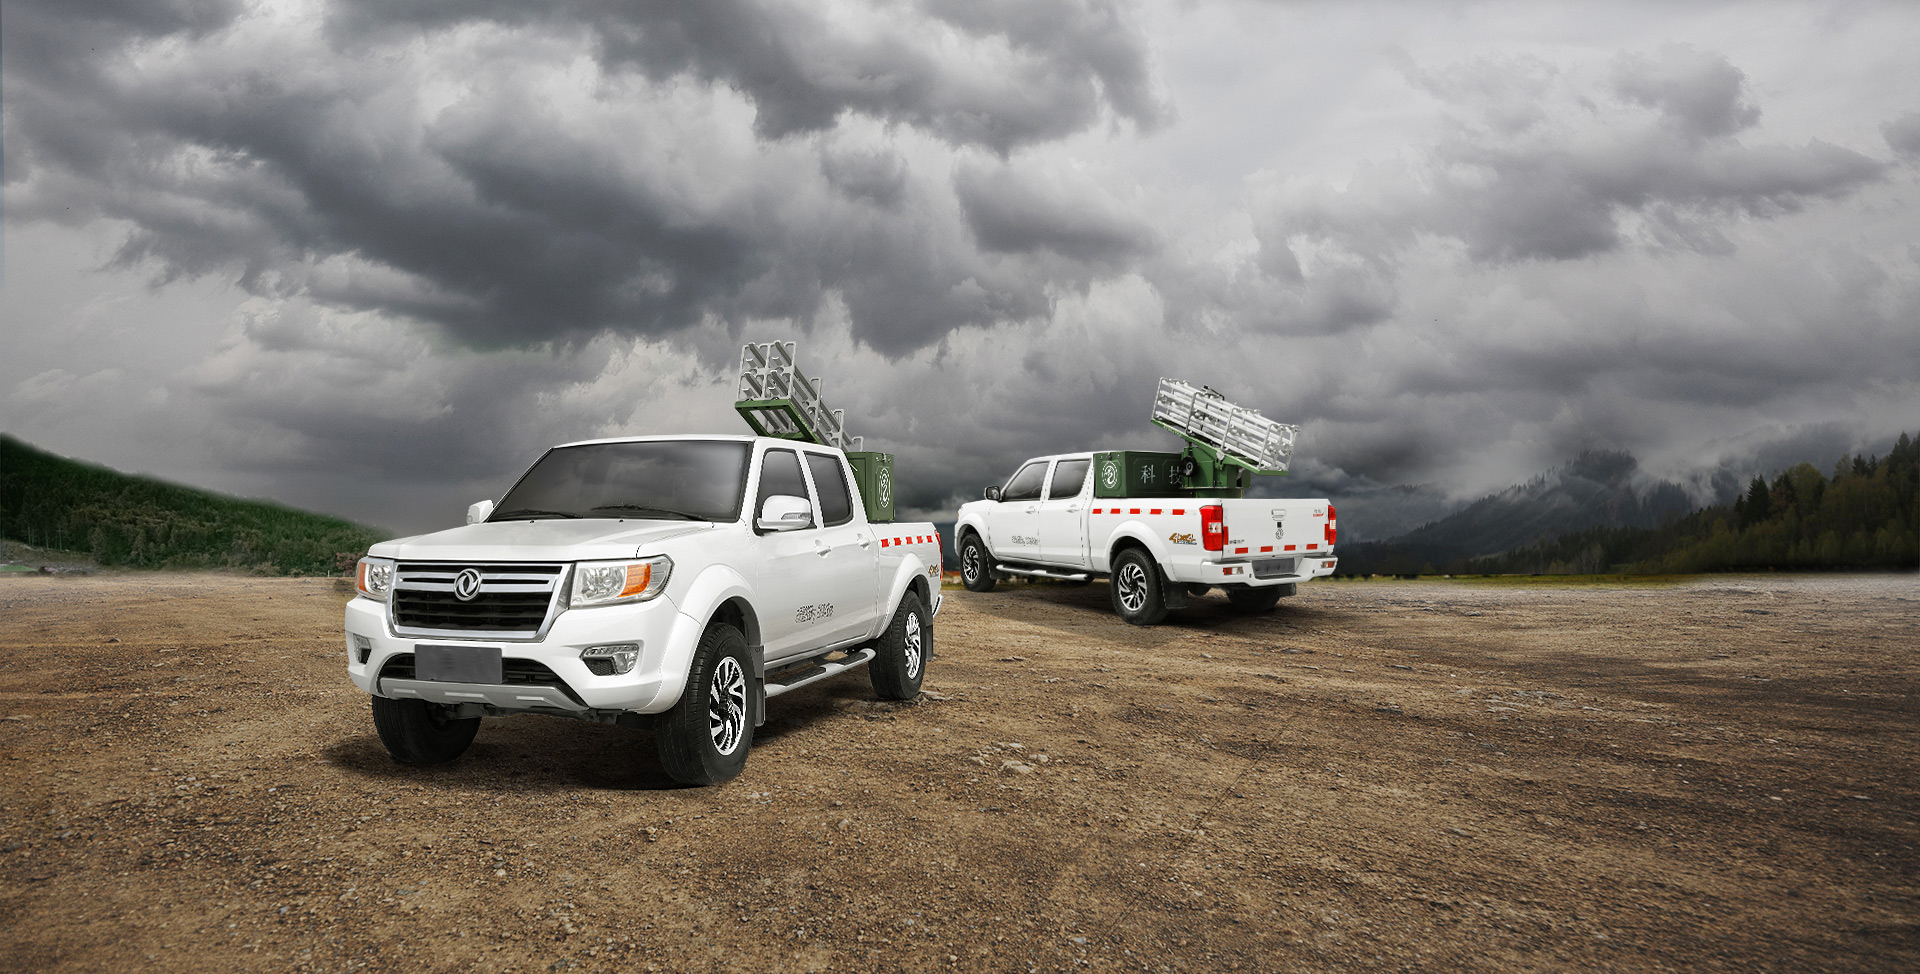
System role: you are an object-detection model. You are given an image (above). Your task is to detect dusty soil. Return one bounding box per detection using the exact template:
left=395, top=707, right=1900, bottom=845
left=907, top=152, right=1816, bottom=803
left=1, top=572, right=1916, bottom=974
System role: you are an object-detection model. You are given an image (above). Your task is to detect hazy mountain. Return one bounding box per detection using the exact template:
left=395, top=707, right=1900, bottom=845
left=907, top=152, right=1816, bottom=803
left=1338, top=450, right=1693, bottom=573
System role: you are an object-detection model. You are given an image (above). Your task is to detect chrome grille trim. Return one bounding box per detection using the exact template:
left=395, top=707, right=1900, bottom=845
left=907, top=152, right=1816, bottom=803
left=389, top=562, right=569, bottom=641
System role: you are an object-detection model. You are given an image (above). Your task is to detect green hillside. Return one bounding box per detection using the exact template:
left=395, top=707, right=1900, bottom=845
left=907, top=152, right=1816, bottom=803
left=0, top=434, right=388, bottom=574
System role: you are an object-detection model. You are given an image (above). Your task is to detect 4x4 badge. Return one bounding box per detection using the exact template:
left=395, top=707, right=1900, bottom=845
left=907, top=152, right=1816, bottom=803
left=454, top=568, right=483, bottom=601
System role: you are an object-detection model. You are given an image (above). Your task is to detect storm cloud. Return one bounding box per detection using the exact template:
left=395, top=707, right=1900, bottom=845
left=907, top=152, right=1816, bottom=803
left=4, top=1, right=1918, bottom=538
left=4, top=0, right=1166, bottom=354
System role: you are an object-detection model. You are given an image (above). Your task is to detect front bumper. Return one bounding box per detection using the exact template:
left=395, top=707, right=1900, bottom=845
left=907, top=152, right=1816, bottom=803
left=344, top=594, right=700, bottom=714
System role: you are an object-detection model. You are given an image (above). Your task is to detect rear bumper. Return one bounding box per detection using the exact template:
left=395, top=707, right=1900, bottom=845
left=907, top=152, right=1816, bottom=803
left=1172, top=554, right=1336, bottom=586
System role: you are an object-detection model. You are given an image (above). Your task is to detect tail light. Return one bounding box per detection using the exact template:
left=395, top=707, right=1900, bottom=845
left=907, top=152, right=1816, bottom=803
left=1200, top=505, right=1226, bottom=552
left=1325, top=503, right=1338, bottom=546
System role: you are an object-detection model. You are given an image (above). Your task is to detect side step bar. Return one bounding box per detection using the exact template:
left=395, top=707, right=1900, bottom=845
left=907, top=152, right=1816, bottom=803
left=997, top=564, right=1093, bottom=582
left=764, top=647, right=876, bottom=700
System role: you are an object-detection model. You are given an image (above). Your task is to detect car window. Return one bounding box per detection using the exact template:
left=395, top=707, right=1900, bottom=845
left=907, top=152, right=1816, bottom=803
left=1047, top=459, right=1090, bottom=500
left=756, top=449, right=811, bottom=527
left=1001, top=460, right=1050, bottom=502
left=804, top=452, right=854, bottom=527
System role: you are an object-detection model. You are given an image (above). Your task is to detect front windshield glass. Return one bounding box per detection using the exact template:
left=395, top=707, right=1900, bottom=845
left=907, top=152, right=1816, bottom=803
left=491, top=440, right=751, bottom=522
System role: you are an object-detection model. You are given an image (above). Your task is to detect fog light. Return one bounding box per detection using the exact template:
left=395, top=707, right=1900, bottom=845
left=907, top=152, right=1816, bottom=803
left=580, top=642, right=641, bottom=676
left=350, top=634, right=373, bottom=664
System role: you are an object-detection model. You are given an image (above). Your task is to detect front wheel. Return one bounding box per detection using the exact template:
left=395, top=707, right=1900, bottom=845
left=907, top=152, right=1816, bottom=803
left=1109, top=548, right=1169, bottom=626
left=656, top=623, right=753, bottom=786
left=870, top=591, right=929, bottom=700
left=370, top=696, right=481, bottom=766
left=959, top=533, right=997, bottom=592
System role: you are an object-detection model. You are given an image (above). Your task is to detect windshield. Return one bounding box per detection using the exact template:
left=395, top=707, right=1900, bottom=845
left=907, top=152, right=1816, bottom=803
left=492, top=440, right=751, bottom=523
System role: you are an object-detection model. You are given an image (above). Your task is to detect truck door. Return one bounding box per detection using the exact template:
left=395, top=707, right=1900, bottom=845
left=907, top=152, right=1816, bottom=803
left=801, top=451, right=880, bottom=646
left=988, top=459, right=1049, bottom=561
left=1035, top=457, right=1091, bottom=568
left=750, top=448, right=825, bottom=663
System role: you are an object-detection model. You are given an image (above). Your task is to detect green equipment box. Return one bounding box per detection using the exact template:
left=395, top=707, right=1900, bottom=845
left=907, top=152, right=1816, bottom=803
left=1092, top=451, right=1188, bottom=498
left=846, top=451, right=895, bottom=523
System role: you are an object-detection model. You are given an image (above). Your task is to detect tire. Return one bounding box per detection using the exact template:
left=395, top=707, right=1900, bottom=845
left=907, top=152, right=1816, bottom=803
left=870, top=590, right=929, bottom=700
left=370, top=696, right=481, bottom=766
left=1227, top=585, right=1283, bottom=613
left=655, top=623, right=753, bottom=786
left=959, top=533, right=997, bottom=592
left=1109, top=548, right=1169, bottom=626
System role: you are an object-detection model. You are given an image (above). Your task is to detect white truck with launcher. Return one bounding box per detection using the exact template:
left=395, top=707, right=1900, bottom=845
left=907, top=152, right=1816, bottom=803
left=345, top=343, right=940, bottom=785
left=953, top=379, right=1337, bottom=625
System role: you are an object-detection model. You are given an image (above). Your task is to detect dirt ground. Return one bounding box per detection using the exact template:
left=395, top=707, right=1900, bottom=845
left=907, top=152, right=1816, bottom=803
left=1, top=572, right=1915, bottom=973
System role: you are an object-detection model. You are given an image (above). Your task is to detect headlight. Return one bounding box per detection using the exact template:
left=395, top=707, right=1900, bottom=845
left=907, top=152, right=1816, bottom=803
left=571, top=556, right=672, bottom=607
left=356, top=557, right=395, bottom=601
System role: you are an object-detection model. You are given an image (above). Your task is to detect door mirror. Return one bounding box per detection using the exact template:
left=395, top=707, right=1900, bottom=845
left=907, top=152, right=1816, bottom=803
left=983, top=486, right=1001, bottom=502
left=757, top=494, right=813, bottom=532
left=467, top=499, right=495, bottom=525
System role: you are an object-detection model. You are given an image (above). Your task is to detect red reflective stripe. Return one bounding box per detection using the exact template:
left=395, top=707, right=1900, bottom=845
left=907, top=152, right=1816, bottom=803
left=1260, top=546, right=1273, bottom=553
left=1172, top=509, right=1185, bottom=515
left=1234, top=547, right=1248, bottom=554
left=1130, top=508, right=1140, bottom=514
left=1308, top=543, right=1319, bottom=550
left=1284, top=544, right=1297, bottom=551
left=1150, top=508, right=1162, bottom=515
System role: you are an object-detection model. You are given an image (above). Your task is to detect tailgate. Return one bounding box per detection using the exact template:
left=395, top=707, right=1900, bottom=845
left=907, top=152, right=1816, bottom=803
left=1220, top=500, right=1332, bottom=572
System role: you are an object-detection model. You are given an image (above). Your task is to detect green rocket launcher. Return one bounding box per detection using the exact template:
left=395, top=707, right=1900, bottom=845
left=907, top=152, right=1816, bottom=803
left=1144, top=378, right=1299, bottom=498
left=735, top=342, right=895, bottom=522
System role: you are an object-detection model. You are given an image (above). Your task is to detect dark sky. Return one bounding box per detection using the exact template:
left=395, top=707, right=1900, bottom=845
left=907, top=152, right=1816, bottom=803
left=4, top=0, right=1917, bottom=537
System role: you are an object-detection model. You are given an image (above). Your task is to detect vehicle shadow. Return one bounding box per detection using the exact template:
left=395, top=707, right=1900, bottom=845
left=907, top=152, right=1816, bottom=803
left=946, top=580, right=1337, bottom=647
left=319, top=671, right=920, bottom=793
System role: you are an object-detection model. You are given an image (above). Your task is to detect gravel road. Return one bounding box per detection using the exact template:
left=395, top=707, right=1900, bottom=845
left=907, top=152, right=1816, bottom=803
left=1, top=573, right=1915, bottom=973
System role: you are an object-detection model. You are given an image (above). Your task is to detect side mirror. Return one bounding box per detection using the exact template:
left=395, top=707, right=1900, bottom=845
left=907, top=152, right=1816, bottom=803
left=983, top=486, right=1001, bottom=502
left=467, top=499, right=496, bottom=525
left=756, top=494, right=813, bottom=532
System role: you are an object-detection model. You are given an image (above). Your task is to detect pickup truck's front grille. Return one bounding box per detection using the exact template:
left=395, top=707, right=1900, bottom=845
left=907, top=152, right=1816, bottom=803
left=389, top=562, right=566, bottom=639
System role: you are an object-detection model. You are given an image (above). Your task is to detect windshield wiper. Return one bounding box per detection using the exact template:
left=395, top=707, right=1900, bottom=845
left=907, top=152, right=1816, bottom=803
left=490, top=508, right=584, bottom=520
left=589, top=505, right=709, bottom=521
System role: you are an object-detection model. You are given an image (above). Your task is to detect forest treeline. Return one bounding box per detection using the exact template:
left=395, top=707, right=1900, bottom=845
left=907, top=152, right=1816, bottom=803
left=1352, top=432, right=1919, bottom=576
left=1, top=435, right=388, bottom=574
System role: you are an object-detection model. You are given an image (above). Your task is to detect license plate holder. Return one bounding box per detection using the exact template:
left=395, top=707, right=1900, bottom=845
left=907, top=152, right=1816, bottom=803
left=1251, top=557, right=1298, bottom=579
left=415, top=645, right=503, bottom=684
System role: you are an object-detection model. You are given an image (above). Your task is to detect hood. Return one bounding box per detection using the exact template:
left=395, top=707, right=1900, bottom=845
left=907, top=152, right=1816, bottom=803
left=370, top=519, right=719, bottom=563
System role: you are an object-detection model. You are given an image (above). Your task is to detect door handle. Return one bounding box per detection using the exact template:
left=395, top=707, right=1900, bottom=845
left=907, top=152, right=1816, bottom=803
left=1024, top=505, right=1039, bottom=513
left=1067, top=506, right=1081, bottom=513
left=856, top=534, right=871, bottom=548
left=814, top=541, right=831, bottom=557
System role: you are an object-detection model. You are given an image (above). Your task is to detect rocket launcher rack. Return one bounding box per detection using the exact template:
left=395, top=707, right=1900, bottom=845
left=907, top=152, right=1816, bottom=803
left=1149, top=377, right=1298, bottom=496
left=735, top=342, right=861, bottom=452
left=735, top=341, right=894, bottom=521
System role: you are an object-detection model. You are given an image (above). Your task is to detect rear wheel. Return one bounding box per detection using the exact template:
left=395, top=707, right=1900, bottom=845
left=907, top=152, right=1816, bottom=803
left=1226, top=585, right=1284, bottom=613
left=959, top=533, right=997, bottom=592
left=656, top=623, right=753, bottom=786
left=1109, top=548, right=1169, bottom=626
left=870, top=591, right=929, bottom=700
left=370, top=696, right=481, bottom=766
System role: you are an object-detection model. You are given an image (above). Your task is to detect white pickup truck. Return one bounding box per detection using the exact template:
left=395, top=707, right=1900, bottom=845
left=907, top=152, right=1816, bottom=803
left=345, top=434, right=941, bottom=785
left=953, top=452, right=1337, bottom=625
